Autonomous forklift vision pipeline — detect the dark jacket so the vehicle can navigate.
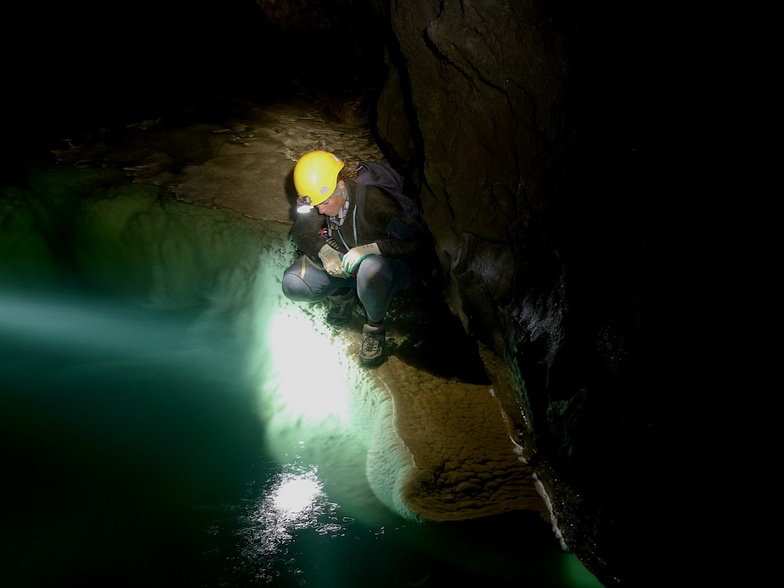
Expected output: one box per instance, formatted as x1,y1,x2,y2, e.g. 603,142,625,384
290,178,431,262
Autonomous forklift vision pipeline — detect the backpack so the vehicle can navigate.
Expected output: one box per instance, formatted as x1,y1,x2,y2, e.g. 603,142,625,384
352,161,440,287
354,161,421,222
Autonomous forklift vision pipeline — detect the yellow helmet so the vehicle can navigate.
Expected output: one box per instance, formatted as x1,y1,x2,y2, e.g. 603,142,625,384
293,151,345,207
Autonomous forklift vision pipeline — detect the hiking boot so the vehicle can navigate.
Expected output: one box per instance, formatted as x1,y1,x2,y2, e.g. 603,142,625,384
327,289,357,325
360,323,385,367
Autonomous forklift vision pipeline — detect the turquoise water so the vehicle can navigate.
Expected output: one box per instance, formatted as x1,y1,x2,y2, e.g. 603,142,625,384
0,165,603,587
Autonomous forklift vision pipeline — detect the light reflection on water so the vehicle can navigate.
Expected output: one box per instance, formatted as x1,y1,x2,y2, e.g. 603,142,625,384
236,465,349,583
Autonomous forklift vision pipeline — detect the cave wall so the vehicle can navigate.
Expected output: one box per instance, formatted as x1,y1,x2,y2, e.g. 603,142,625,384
383,0,576,411
380,2,638,582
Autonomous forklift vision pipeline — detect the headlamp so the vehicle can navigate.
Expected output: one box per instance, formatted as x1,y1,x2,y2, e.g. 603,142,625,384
296,196,313,213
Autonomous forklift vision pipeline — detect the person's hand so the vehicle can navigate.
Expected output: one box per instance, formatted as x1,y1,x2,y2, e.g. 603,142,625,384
318,245,347,278
342,243,381,275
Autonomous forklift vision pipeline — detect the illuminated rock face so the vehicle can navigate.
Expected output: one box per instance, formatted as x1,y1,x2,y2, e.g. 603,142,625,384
396,383,548,523
369,353,549,523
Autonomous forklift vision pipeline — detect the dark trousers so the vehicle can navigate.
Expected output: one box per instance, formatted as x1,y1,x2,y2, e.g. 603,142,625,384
281,254,411,323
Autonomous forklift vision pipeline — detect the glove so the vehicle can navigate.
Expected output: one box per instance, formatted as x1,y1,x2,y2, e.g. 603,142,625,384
341,243,381,275
318,245,347,278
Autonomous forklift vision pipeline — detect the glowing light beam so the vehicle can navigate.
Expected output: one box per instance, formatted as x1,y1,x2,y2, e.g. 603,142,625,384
265,309,352,425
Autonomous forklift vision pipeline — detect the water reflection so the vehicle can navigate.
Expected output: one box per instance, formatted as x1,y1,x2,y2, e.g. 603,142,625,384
237,465,350,582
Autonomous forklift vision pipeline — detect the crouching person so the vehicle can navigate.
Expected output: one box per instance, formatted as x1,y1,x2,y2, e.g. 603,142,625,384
281,151,431,367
